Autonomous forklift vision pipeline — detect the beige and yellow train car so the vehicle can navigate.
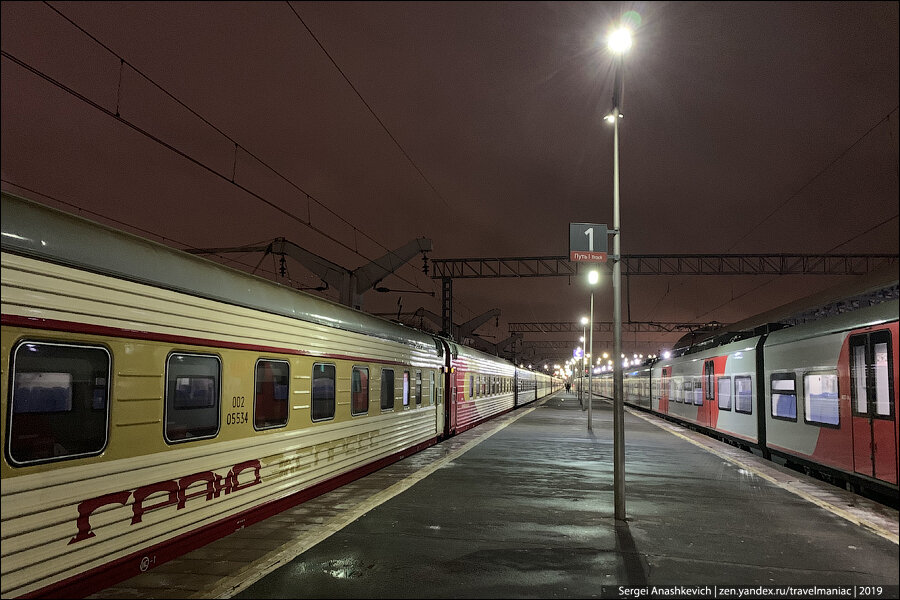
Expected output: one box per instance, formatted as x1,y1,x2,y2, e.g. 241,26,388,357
1,192,450,598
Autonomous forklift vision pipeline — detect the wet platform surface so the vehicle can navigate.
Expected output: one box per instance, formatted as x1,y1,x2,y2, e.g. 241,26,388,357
92,392,899,599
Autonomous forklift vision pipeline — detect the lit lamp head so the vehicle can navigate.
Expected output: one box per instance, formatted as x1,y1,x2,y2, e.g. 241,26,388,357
607,27,633,54
588,270,600,286
604,26,632,124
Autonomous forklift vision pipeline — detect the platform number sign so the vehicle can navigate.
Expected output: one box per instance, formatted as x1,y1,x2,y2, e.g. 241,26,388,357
569,223,608,262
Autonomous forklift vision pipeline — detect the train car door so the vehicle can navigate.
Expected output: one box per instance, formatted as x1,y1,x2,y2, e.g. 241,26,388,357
849,330,898,484
441,342,458,438
659,367,670,413
697,360,714,428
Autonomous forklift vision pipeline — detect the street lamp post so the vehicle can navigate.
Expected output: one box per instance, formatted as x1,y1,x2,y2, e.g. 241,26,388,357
587,269,599,431
580,320,588,409
607,24,631,522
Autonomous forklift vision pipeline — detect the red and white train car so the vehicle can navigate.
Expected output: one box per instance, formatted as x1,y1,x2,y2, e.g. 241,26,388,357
763,301,898,489
601,294,898,499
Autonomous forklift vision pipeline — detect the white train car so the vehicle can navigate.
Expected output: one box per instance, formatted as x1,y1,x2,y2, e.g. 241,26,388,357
2,192,450,598
763,300,898,490
651,335,763,447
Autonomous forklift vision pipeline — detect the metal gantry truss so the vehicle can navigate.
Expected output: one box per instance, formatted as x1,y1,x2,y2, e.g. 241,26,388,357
431,253,898,339
430,253,898,278
508,321,713,333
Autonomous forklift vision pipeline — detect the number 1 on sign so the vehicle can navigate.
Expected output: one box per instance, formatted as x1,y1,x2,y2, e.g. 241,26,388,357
584,227,593,251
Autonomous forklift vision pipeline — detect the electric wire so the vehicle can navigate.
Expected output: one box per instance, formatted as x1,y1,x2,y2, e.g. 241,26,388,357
37,1,434,295
284,1,451,213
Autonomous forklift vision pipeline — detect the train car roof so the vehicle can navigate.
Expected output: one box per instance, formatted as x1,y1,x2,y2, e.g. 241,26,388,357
763,298,898,347
1,191,442,351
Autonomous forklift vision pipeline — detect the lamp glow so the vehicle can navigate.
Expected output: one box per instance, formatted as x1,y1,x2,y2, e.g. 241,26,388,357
607,27,633,54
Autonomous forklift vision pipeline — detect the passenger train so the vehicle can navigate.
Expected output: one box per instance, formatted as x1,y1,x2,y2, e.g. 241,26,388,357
0,192,559,598
591,293,899,502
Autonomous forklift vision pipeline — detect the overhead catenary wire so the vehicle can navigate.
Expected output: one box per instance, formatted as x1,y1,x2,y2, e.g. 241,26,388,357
30,1,434,296
284,1,451,214
726,105,900,253
640,106,900,323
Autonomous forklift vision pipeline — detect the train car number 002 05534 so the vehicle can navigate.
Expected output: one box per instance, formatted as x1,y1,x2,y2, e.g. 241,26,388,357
228,396,248,425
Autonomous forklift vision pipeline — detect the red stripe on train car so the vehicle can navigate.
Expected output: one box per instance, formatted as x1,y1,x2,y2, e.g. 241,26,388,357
0,314,417,367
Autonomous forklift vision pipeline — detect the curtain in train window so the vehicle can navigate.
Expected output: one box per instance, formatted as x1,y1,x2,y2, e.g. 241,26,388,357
851,343,868,414
351,367,369,415
770,373,797,420
311,363,336,421
9,341,110,465
255,359,289,429
166,353,220,442
717,376,732,410
381,369,395,410
734,376,753,414
873,340,892,417
805,371,839,426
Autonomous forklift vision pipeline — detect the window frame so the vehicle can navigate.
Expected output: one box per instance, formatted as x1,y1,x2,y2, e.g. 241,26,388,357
164,352,222,444
351,366,369,416
7,339,112,466
402,370,410,407
770,372,798,422
253,358,290,431
717,375,732,411
311,362,336,422
415,371,422,406
734,375,753,415
380,368,395,411
803,369,841,429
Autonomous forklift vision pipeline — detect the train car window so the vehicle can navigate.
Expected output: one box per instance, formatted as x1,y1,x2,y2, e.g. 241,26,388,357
402,371,410,407
873,338,892,417
8,341,110,466
415,371,422,405
682,379,691,404
670,377,679,403
804,371,839,427
734,376,753,414
311,363,336,422
351,367,369,416
254,359,289,430
770,373,797,421
717,376,732,411
165,353,221,443
469,375,474,399
851,342,868,414
381,369,395,411
693,379,703,406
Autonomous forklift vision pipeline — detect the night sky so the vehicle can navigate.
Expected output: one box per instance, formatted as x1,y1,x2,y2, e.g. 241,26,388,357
2,2,898,365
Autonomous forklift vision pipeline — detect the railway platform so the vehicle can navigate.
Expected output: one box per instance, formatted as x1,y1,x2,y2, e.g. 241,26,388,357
89,392,899,599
